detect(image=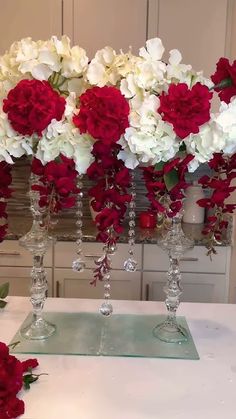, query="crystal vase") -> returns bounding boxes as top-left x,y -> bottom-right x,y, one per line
19,173 -> 56,340
153,212 -> 194,343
